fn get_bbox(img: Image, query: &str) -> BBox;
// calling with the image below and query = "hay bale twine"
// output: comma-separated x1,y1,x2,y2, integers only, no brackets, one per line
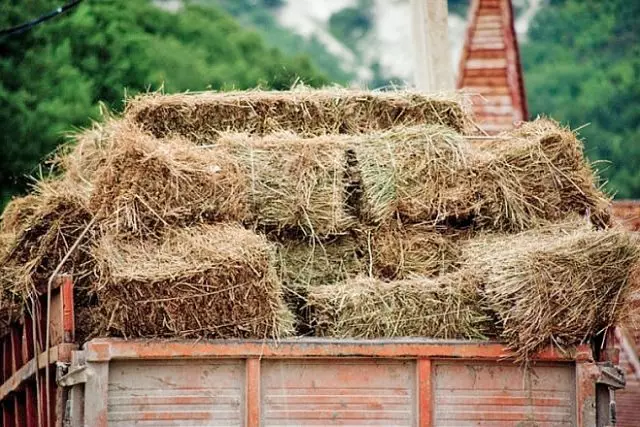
308,273,491,340
86,224,293,340
125,89,469,141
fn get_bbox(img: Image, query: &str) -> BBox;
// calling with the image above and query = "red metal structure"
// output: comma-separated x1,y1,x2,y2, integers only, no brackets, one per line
0,275,76,427
456,0,528,133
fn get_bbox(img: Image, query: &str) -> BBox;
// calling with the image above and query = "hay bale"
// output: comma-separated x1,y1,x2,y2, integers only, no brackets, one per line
0,179,94,299
466,226,640,360
87,224,293,339
356,125,478,224
220,133,356,236
91,126,355,236
356,119,609,231
308,273,491,339
125,89,469,141
55,119,124,190
89,123,251,234
275,235,363,293
474,118,611,230
366,224,461,280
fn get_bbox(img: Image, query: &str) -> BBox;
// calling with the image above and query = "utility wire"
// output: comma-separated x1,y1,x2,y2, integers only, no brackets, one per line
0,0,84,38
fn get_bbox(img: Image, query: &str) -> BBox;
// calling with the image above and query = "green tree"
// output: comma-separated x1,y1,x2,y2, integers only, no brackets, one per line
521,0,640,198
0,0,327,205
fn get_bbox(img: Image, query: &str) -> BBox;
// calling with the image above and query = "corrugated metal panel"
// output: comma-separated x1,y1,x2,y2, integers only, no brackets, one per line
261,359,416,426
433,362,575,426
107,360,244,426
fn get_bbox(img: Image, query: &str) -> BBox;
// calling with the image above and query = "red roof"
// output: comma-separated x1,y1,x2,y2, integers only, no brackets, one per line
456,0,528,134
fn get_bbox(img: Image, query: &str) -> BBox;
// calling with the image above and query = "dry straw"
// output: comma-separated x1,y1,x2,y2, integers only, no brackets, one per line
355,125,476,224
90,125,356,237
356,119,610,231
0,178,94,300
1,194,39,234
465,224,640,360
219,133,355,236
89,122,250,234
308,273,492,340
365,224,461,280
85,224,293,340
125,89,469,141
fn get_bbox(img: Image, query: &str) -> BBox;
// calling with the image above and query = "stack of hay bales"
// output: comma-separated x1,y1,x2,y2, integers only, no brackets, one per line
0,88,637,361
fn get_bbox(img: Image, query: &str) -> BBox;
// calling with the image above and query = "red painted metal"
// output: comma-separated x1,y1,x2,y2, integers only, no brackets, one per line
417,358,432,427
457,0,528,134
246,357,261,427
83,338,592,362
0,274,76,426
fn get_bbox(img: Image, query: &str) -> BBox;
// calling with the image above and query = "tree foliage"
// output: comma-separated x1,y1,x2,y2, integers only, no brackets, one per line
0,0,327,204
521,0,640,198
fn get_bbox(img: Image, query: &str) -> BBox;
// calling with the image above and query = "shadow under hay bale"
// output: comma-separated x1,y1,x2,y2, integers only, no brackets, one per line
85,225,293,340
308,273,492,340
356,119,610,231
125,89,469,141
465,225,640,361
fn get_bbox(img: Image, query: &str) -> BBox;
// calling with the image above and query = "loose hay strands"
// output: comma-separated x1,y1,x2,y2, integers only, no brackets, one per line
125,88,469,141
465,225,640,361
87,224,293,340
0,178,94,300
89,123,251,234
1,194,39,234
366,224,461,280
55,118,124,190
220,132,356,236
308,273,492,340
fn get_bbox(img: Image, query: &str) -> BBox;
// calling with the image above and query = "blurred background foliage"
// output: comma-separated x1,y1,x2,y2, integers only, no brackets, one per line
0,0,638,208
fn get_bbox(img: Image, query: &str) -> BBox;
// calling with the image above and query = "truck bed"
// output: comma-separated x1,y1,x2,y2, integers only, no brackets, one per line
57,338,598,426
